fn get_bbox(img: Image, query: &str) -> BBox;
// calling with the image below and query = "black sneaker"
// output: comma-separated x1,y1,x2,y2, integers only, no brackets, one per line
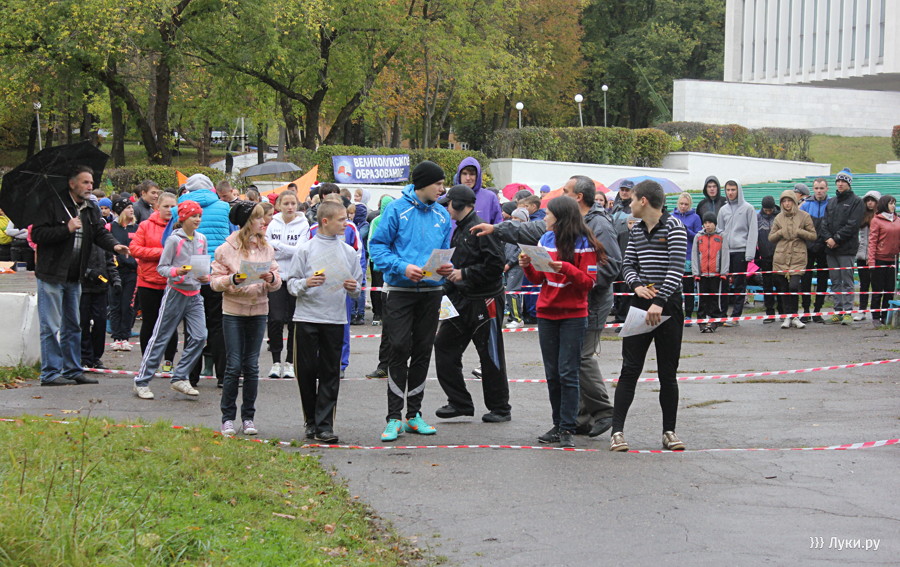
559,431,575,448
799,315,811,323
538,426,560,444
91,360,108,370
366,367,388,379
481,411,511,423
314,430,339,443
812,315,825,323
70,374,99,384
588,417,613,438
435,405,473,419
305,423,317,439
41,378,78,386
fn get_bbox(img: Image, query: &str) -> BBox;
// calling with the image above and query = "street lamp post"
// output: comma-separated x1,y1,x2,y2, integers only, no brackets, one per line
515,101,524,128
33,102,43,151
601,85,608,128
574,94,584,127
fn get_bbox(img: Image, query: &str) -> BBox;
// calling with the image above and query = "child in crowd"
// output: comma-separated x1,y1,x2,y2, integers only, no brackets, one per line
504,207,529,329
673,192,701,324
265,190,310,378
520,197,603,449
98,198,115,224
286,200,363,443
349,200,369,325
769,190,816,329
692,212,730,333
132,200,209,400
246,189,261,203
211,202,281,436
109,198,139,351
755,196,783,322
868,195,900,328
855,191,881,320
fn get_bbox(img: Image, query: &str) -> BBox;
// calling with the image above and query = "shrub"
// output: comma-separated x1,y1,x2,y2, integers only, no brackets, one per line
103,165,224,195
892,125,900,159
486,127,671,167
286,145,492,186
657,122,812,161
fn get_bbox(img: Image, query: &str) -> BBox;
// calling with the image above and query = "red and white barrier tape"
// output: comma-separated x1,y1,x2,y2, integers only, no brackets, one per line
80,357,900,385
0,419,894,454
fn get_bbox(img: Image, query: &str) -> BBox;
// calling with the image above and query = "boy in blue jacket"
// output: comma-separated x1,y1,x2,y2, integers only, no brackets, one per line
369,161,453,442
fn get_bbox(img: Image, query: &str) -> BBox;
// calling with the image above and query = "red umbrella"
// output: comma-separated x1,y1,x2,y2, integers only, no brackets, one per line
502,183,533,201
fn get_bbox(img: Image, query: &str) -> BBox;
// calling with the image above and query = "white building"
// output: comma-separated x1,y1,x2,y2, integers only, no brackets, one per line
673,0,900,136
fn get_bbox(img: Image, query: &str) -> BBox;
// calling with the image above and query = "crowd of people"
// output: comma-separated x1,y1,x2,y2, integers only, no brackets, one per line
8,158,899,452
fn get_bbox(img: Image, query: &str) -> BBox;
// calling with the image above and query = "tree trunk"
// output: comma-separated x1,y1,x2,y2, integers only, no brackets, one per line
26,115,37,158
390,115,401,148
198,119,210,165
303,101,321,150
45,111,54,148
279,96,302,149
257,122,265,164
110,92,127,166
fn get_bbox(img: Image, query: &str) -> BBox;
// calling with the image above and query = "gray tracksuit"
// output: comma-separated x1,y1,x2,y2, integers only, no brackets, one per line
286,233,363,324
135,229,209,386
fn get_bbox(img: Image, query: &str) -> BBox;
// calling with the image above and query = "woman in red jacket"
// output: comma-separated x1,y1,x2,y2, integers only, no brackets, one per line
868,195,899,328
520,197,606,448
130,192,179,366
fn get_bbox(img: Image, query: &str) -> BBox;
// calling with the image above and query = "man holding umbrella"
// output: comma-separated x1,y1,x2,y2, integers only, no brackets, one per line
30,165,131,385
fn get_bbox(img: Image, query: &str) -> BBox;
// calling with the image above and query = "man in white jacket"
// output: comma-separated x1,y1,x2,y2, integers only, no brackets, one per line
717,180,758,326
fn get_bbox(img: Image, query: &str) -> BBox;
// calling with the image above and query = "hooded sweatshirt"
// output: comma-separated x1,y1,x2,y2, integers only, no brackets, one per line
672,208,702,244
369,185,451,288
717,181,758,260
285,232,363,324
453,157,502,224
177,189,233,261
756,206,779,260
157,228,208,295
266,211,310,273
695,176,727,220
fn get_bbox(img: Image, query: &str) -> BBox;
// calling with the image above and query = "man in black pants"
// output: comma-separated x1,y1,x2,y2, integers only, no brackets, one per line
610,180,688,452
433,185,511,423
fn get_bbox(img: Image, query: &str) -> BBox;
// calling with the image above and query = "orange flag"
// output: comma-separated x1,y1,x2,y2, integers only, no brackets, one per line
260,165,318,203
176,170,188,187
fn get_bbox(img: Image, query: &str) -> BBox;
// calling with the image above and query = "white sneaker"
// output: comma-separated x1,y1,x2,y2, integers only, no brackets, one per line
852,313,865,321
505,320,523,329
110,340,121,351
267,362,282,378
781,317,791,329
242,420,258,435
119,340,133,352
791,317,806,329
170,380,199,396
133,384,154,399
282,364,295,379
221,420,236,435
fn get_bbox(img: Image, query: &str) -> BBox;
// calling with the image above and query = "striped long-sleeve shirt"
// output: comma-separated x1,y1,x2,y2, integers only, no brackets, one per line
623,213,687,307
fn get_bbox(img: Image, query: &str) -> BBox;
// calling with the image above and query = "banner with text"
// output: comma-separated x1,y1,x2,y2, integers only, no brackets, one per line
332,155,410,184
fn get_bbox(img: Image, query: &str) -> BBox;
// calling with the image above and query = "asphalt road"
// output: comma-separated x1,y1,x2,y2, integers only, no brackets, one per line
1,316,897,566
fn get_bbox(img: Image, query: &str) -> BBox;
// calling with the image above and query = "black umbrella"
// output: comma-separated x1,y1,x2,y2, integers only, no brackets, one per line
240,161,301,178
0,141,109,227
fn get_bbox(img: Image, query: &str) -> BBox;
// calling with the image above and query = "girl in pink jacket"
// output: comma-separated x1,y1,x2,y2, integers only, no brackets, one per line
211,202,281,436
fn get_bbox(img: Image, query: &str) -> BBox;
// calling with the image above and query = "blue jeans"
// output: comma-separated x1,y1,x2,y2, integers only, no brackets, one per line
37,279,83,383
537,317,586,433
221,314,267,422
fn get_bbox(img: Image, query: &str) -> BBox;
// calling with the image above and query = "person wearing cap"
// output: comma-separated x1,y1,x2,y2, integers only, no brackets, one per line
799,178,831,322
453,157,502,224
369,160,453,442
820,168,864,324
854,191,882,320
611,180,634,222
433,185,511,424
178,173,234,385
133,199,209,400
108,198,140,351
755,195,783,322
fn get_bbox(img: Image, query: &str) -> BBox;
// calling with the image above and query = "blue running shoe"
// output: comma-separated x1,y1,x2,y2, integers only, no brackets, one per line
403,413,437,435
381,419,403,442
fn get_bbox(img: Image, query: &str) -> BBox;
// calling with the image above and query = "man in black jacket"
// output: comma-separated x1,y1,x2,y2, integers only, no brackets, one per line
820,168,864,325
31,165,130,386
433,185,511,423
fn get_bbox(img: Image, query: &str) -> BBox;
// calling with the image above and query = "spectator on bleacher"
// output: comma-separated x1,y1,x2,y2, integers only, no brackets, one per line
755,196,783,323
854,191,881,321
673,192,701,325
799,179,830,322
868,195,899,328
692,212,729,333
793,183,810,204
695,176,726,220
820,169,864,325
770,190,817,329
718,180,758,326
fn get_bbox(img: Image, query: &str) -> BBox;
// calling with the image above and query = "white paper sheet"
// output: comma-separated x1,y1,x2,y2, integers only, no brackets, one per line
236,260,271,287
421,248,455,282
188,255,210,278
518,244,556,273
619,306,671,338
310,255,354,294
438,295,460,320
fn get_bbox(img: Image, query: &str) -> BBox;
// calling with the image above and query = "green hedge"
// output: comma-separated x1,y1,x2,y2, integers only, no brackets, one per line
657,122,811,161
892,125,900,159
486,127,672,168
286,145,492,186
102,165,225,195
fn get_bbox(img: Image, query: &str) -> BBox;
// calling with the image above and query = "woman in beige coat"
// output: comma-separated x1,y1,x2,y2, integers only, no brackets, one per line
769,190,817,329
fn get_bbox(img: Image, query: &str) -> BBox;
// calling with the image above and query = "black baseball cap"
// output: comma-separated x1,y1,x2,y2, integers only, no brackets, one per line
438,184,476,206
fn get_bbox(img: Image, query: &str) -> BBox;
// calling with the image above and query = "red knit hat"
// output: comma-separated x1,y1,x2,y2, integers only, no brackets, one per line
177,200,203,222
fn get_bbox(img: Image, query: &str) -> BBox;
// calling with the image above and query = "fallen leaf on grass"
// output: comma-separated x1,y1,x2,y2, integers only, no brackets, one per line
323,524,336,534
43,414,53,417
272,513,296,520
61,410,80,414
31,396,41,399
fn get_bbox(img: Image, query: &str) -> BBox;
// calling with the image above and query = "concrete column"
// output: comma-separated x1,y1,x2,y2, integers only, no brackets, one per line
766,0,779,80
742,0,756,82
754,0,767,80
814,0,827,80
828,0,841,79
868,0,882,74
789,0,803,80
724,0,745,81
884,0,900,73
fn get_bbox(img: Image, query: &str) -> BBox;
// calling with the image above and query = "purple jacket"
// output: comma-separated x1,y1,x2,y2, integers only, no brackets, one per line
454,157,502,225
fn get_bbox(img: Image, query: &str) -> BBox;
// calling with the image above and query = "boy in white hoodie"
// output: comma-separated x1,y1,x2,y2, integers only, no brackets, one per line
265,191,310,378
717,179,758,326
285,201,363,443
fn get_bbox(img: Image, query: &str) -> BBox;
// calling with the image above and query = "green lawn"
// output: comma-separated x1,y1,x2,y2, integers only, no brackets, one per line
808,135,895,174
0,415,420,566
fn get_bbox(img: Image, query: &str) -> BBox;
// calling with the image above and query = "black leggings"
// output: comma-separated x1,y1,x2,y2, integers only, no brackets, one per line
857,259,872,309
137,286,178,361
267,285,294,363
775,274,802,316
870,260,897,322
